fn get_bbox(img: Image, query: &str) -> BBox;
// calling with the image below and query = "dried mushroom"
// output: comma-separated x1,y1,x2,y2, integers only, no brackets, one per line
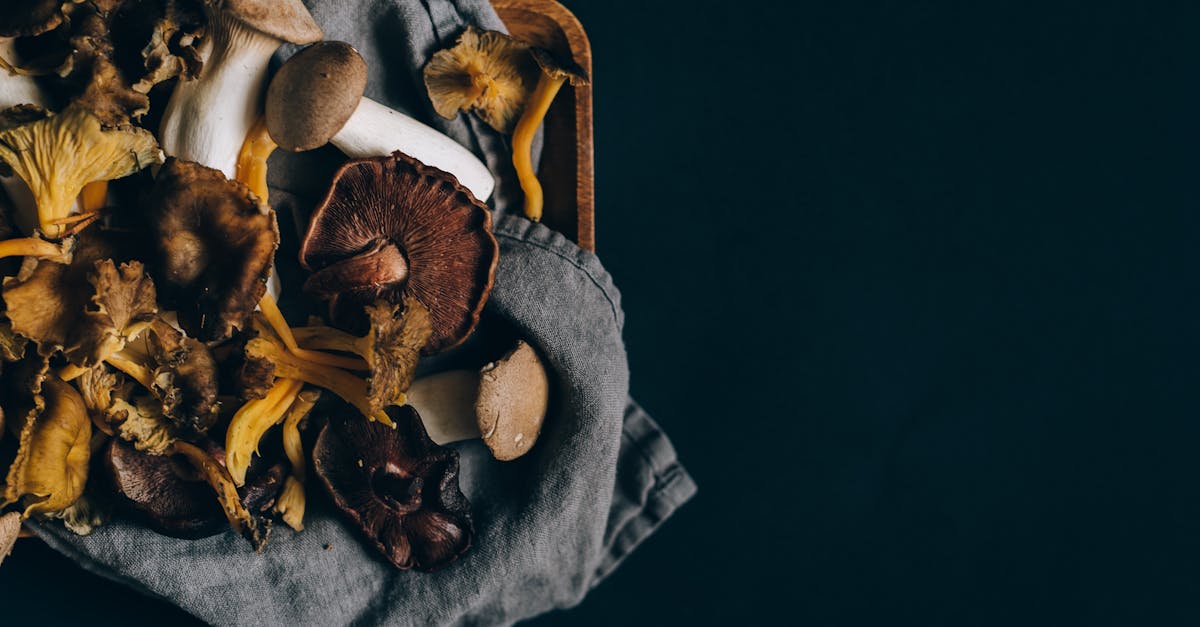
292,295,432,414
55,1,152,127
0,103,162,238
299,152,498,352
314,404,473,571
512,49,589,221
110,0,206,93
242,327,389,425
3,250,156,368
106,437,285,543
423,26,539,134
147,158,278,342
3,377,91,517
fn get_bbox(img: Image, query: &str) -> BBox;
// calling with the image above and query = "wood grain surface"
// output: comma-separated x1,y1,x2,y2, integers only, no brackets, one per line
494,0,595,251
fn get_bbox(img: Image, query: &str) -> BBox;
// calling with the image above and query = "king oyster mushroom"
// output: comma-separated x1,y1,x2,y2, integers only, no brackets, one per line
158,0,321,178
299,152,498,352
406,340,550,461
314,404,473,571
259,41,495,201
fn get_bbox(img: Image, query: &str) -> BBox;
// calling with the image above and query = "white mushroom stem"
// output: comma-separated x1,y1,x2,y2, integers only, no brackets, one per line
158,12,283,177
0,38,42,110
332,97,496,202
405,370,483,445
0,37,70,236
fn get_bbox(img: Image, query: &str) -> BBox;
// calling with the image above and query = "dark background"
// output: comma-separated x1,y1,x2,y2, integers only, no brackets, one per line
6,1,1200,624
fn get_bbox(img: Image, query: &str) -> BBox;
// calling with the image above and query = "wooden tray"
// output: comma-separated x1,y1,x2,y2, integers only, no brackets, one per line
494,0,595,251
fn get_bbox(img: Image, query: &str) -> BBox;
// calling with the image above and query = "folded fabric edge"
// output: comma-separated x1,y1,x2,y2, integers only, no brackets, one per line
29,523,209,625
493,215,624,330
591,400,697,587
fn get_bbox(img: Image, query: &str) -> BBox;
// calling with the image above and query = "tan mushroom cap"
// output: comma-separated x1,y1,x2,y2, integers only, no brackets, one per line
0,511,19,566
474,340,549,461
530,48,590,86
266,41,368,152
219,0,323,44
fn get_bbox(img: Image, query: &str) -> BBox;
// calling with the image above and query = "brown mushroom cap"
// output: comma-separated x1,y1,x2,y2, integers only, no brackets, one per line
475,340,550,461
266,41,367,152
216,0,322,44
422,25,540,134
106,437,287,539
147,158,279,342
530,48,591,86
299,151,498,353
313,403,473,571
0,0,69,37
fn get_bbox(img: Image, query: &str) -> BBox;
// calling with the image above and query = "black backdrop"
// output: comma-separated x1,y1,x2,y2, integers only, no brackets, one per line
6,1,1200,624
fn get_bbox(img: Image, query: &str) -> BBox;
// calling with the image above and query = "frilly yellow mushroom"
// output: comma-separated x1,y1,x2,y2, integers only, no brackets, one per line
0,103,162,238
3,377,92,517
291,296,431,413
225,377,303,486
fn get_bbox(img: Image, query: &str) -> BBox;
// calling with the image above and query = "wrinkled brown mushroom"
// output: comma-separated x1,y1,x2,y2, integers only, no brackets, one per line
3,377,91,517
299,152,498,353
110,0,206,94
423,26,540,134
407,340,550,461
291,295,432,414
2,244,156,368
314,404,473,571
147,158,278,342
106,437,285,543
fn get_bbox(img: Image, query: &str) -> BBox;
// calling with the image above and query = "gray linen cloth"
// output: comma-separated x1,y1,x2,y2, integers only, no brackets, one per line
29,1,696,624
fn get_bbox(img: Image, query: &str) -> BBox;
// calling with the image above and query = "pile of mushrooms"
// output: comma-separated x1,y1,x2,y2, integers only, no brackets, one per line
0,2,558,574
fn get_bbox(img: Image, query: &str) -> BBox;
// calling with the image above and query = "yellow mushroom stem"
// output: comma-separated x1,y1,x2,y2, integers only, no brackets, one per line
225,377,303,486
171,440,258,538
80,181,107,212
104,353,155,391
275,389,320,531
511,73,567,222
244,335,395,427
235,117,277,206
0,237,67,262
258,293,366,371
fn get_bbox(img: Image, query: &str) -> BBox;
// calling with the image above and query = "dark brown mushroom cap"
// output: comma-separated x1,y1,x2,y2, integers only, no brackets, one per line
106,437,287,539
216,0,322,44
145,319,220,434
313,404,473,571
147,158,279,342
530,48,590,86
0,0,69,37
266,41,367,152
299,151,498,354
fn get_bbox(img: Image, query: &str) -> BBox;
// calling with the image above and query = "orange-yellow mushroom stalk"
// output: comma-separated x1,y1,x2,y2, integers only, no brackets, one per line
511,50,589,222
258,293,366,371
236,118,277,206
225,377,304,486
0,237,68,262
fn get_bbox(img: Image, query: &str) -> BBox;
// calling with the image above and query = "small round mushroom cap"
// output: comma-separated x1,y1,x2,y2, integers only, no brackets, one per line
266,41,368,152
530,48,590,86
475,340,549,461
216,0,323,44
300,151,498,353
